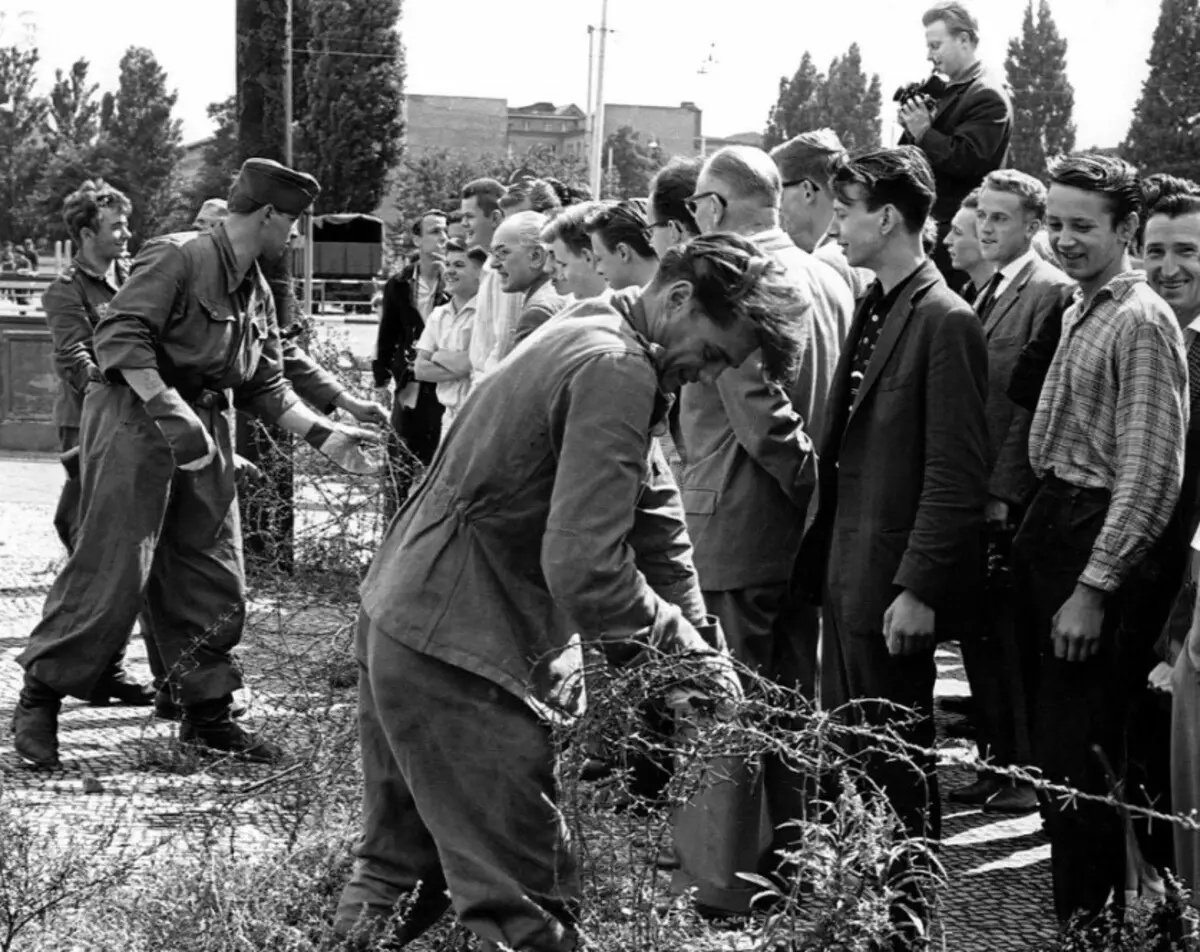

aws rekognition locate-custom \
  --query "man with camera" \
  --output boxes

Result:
[898,1,1012,294]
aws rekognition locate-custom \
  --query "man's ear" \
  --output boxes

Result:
[666,279,694,312]
[617,242,634,263]
[1118,212,1140,250]
[489,209,504,228]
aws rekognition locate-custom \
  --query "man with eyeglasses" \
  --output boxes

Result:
[771,128,873,300]
[669,144,850,918]
[647,157,704,258]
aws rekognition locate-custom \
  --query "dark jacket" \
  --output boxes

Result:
[981,256,1074,508]
[372,261,448,389]
[900,61,1012,223]
[796,259,989,637]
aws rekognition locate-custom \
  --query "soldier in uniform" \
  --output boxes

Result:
[13,159,382,769]
[41,179,161,707]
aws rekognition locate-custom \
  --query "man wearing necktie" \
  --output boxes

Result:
[951,170,1074,815]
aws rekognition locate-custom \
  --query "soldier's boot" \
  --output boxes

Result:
[88,663,156,707]
[179,695,282,764]
[157,686,246,722]
[11,674,63,769]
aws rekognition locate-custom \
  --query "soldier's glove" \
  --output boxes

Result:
[144,389,217,471]
[647,613,742,722]
[304,419,386,476]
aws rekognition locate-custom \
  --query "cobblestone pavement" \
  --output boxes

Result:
[0,452,1057,950]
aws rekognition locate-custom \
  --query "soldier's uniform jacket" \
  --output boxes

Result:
[41,255,130,429]
[93,223,299,423]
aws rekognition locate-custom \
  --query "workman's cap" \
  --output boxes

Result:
[232,158,321,216]
[193,198,229,230]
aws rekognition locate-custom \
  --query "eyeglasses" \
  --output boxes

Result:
[685,191,728,217]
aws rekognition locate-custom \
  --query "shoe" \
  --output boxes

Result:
[984,784,1038,815]
[88,670,155,707]
[11,679,62,769]
[949,775,1002,805]
[156,696,247,721]
[180,698,283,765]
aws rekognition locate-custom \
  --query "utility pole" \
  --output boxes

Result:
[586,25,595,148]
[588,0,609,198]
[284,0,294,164]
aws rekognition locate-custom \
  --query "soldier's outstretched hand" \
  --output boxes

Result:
[321,424,386,476]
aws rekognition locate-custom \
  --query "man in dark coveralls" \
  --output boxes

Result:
[13,159,382,769]
[333,234,809,951]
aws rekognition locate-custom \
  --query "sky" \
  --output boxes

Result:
[15,0,1162,151]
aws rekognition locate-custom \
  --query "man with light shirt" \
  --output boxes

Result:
[460,178,525,386]
[950,169,1072,817]
[414,240,483,435]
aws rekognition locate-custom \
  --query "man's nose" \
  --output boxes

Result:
[1160,253,1181,276]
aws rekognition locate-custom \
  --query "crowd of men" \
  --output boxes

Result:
[13,0,1200,949]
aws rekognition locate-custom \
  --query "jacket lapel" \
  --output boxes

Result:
[983,260,1034,336]
[821,293,872,455]
[849,260,940,419]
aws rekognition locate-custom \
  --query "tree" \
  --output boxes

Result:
[1121,0,1200,179]
[819,44,883,150]
[1004,0,1076,179]
[0,45,49,242]
[763,46,882,151]
[236,0,311,165]
[96,46,184,244]
[764,52,824,150]
[301,0,405,213]
[44,58,100,152]
[184,96,240,216]
[603,126,665,200]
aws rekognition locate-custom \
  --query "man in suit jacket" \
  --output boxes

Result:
[951,170,1074,815]
[796,146,988,942]
[669,145,844,915]
[899,2,1012,294]
[373,211,449,517]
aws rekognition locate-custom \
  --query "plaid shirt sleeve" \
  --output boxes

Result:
[1082,317,1187,591]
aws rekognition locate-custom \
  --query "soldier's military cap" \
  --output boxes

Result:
[193,198,228,230]
[232,158,321,216]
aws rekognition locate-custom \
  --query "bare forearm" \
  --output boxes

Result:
[414,357,465,383]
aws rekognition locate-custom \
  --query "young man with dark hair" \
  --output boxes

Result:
[541,201,609,301]
[14,159,382,769]
[373,210,449,518]
[943,188,993,300]
[797,144,989,939]
[491,210,566,344]
[585,200,659,291]
[899,1,1012,294]
[647,157,702,258]
[334,233,809,952]
[1014,153,1187,928]
[414,239,482,435]
[460,178,525,384]
[770,128,873,298]
[951,169,1073,816]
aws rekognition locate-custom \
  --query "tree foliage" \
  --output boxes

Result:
[1121,0,1200,180]
[0,45,49,242]
[301,0,405,214]
[235,0,310,165]
[45,58,100,152]
[185,96,240,217]
[602,125,666,200]
[1004,0,1076,179]
[763,45,882,151]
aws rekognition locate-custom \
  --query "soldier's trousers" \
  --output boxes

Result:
[51,425,167,686]
[336,611,580,951]
[19,384,245,705]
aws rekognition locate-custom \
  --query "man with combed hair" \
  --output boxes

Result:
[460,178,525,387]
[541,201,609,301]
[770,128,873,299]
[647,157,703,258]
[584,200,659,291]
[498,178,563,217]
[668,144,848,916]
[1014,154,1186,928]
[333,234,813,952]
[951,169,1073,816]
[490,210,566,344]
[797,145,989,941]
[899,1,1012,294]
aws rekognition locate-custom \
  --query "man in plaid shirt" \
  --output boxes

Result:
[1014,153,1188,928]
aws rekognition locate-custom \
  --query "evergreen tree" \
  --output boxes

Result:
[96,47,184,244]
[45,58,100,151]
[1004,0,1076,179]
[820,44,883,150]
[236,0,311,165]
[1121,0,1200,179]
[301,0,405,213]
[764,52,824,150]
[0,45,49,242]
[185,96,240,215]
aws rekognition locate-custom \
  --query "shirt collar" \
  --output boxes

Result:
[947,60,984,88]
[71,253,115,284]
[869,261,925,315]
[211,222,254,293]
[998,247,1038,284]
[1069,269,1147,315]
